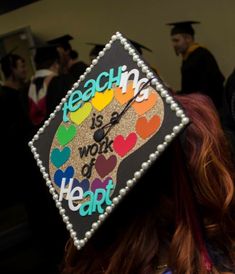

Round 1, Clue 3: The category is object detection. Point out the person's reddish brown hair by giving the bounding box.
[62,94,235,274]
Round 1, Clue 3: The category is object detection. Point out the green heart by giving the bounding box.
[56,125,76,146]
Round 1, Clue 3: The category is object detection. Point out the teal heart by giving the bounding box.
[56,125,76,146]
[50,147,71,168]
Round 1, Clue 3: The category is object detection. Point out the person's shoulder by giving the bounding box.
[192,46,212,56]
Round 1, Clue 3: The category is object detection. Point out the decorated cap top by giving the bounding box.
[29,32,189,250]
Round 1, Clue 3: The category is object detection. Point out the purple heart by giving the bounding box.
[73,178,89,193]
[54,166,74,187]
[91,177,112,200]
[91,177,112,193]
[95,154,117,178]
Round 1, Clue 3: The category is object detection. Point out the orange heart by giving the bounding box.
[136,115,161,139]
[114,80,134,105]
[132,91,158,115]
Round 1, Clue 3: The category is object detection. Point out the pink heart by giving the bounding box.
[95,154,117,178]
[113,132,137,157]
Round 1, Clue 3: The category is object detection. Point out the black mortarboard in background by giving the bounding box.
[48,34,73,51]
[129,39,152,55]
[167,21,200,36]
[87,43,105,58]
[87,39,152,57]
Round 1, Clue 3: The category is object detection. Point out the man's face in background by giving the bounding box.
[171,33,192,56]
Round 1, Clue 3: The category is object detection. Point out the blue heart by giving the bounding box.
[73,178,89,193]
[54,166,74,187]
[50,147,71,168]
[163,270,173,274]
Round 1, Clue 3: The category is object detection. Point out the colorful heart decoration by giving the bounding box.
[136,115,161,139]
[91,89,114,111]
[132,91,158,115]
[113,132,137,157]
[95,154,117,178]
[114,81,134,105]
[54,166,74,187]
[91,177,112,193]
[50,147,71,168]
[70,102,92,125]
[56,125,76,146]
[73,178,89,193]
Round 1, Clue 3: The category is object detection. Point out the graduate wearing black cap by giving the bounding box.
[0,50,29,155]
[0,50,29,203]
[48,34,73,74]
[27,43,73,129]
[25,43,72,271]
[167,21,225,110]
[0,49,27,89]
[0,50,40,273]
[87,43,105,62]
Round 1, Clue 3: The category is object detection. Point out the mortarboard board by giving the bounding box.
[167,21,200,36]
[29,32,189,250]
[129,39,152,55]
[87,43,105,58]
[48,34,73,50]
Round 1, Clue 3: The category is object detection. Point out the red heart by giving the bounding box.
[113,133,137,157]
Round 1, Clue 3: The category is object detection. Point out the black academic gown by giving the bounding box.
[24,73,72,269]
[46,74,74,116]
[221,69,235,162]
[0,85,31,209]
[224,69,235,126]
[180,47,225,110]
[69,61,88,83]
[25,73,74,137]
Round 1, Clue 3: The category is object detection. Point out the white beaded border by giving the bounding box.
[28,31,190,250]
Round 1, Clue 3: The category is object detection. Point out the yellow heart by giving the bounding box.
[69,102,92,125]
[91,89,114,111]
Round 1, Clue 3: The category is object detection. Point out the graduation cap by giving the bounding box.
[129,39,152,55]
[87,43,105,58]
[167,21,200,36]
[29,32,189,250]
[48,34,73,50]
[88,39,152,57]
